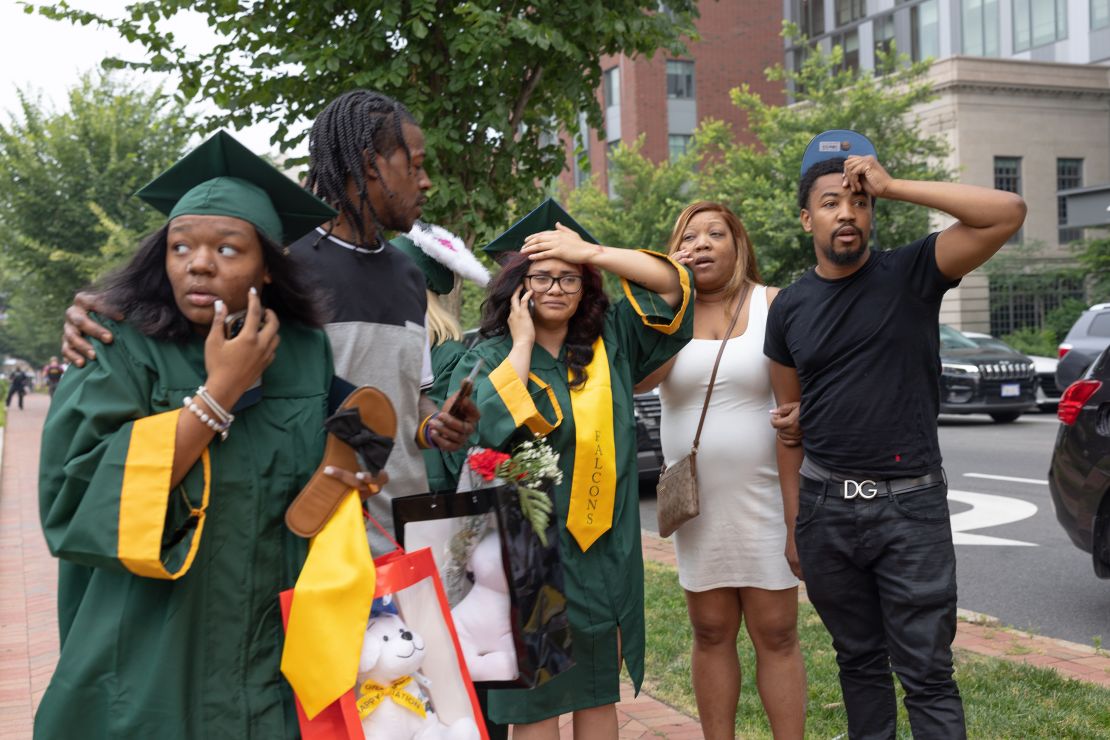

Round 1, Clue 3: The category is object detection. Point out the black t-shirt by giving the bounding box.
[764,233,958,478]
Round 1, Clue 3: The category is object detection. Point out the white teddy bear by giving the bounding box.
[450,533,518,682]
[356,609,480,740]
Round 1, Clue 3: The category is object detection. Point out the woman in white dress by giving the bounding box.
[637,202,806,739]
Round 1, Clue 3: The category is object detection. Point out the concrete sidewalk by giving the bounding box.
[4,393,1107,739]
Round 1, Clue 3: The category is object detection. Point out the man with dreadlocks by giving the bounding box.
[62,90,478,552]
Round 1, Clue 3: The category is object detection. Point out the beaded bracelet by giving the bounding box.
[183,395,231,441]
[196,386,233,426]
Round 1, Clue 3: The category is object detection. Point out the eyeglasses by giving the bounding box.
[524,274,583,294]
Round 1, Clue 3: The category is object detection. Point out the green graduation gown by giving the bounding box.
[453,255,693,723]
[37,318,333,740]
[422,338,467,492]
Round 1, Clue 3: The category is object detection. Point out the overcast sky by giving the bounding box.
[0,1,302,157]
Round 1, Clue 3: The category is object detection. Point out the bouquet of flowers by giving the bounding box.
[467,439,562,545]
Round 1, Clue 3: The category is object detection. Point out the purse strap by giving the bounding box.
[691,281,751,453]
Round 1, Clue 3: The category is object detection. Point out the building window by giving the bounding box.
[572,113,590,188]
[1093,0,1110,30]
[1014,0,1068,51]
[962,0,1000,56]
[874,13,897,65]
[835,0,867,27]
[668,134,692,161]
[796,0,825,38]
[832,30,861,71]
[606,141,620,199]
[1058,158,1083,244]
[995,156,1022,242]
[603,66,620,109]
[911,0,940,61]
[666,61,695,100]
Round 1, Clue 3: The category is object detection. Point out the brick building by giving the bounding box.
[559,0,784,195]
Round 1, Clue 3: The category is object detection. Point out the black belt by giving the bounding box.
[800,470,946,500]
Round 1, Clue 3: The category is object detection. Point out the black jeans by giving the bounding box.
[796,477,966,740]
[6,385,24,409]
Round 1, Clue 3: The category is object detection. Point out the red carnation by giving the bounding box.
[467,448,511,481]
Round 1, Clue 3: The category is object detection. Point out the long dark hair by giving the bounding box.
[95,224,324,342]
[305,90,416,247]
[479,253,608,389]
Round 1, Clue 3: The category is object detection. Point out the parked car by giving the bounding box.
[961,331,1060,412]
[1056,303,1110,391]
[633,389,664,488]
[1047,347,1110,579]
[939,324,1035,422]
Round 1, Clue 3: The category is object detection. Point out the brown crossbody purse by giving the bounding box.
[656,282,750,538]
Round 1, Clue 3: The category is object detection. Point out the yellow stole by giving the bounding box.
[357,676,427,719]
[280,490,376,719]
[565,336,618,552]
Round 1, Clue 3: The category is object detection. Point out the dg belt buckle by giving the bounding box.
[843,479,879,499]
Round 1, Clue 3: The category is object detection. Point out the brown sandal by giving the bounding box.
[285,386,397,537]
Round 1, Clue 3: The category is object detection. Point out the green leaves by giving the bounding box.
[0,71,194,364]
[515,485,554,547]
[29,0,699,249]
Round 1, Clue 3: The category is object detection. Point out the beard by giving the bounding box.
[820,226,869,266]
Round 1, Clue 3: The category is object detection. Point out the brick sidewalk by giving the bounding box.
[1,393,55,740]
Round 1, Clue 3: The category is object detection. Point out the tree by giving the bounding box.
[0,71,194,364]
[1076,236,1110,303]
[30,0,698,246]
[566,27,953,287]
[567,136,696,252]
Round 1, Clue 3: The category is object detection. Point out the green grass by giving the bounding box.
[0,378,7,428]
[642,560,1110,739]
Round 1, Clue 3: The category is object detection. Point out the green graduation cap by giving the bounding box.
[481,198,597,259]
[392,235,454,294]
[135,130,337,245]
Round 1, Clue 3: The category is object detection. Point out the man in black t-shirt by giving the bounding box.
[765,130,1026,740]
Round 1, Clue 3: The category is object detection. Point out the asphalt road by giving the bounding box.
[639,410,1110,647]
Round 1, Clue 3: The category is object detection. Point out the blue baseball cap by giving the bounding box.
[800,130,878,176]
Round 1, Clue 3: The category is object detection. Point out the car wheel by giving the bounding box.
[989,411,1022,423]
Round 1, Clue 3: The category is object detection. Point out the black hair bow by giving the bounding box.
[323,408,394,474]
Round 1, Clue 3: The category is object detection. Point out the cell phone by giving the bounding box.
[446,359,484,418]
[224,309,248,339]
[528,298,535,315]
[224,309,266,339]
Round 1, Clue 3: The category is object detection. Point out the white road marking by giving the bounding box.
[963,473,1048,486]
[948,489,1038,547]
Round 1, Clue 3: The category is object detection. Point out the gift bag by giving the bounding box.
[281,543,488,740]
[393,464,574,689]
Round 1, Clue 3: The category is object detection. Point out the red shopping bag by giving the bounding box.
[280,545,488,740]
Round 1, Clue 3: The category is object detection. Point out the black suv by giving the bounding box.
[1048,346,1110,579]
[939,324,1035,422]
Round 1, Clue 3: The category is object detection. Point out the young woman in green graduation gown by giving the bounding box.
[455,220,693,738]
[36,133,376,740]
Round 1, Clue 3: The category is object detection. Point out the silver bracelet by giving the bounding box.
[183,395,230,441]
[196,386,234,426]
